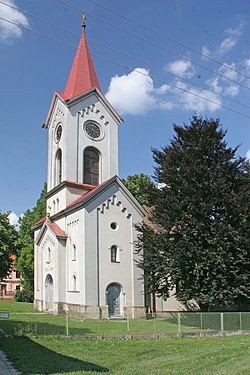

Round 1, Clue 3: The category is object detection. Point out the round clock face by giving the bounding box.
[85,122,101,139]
[55,124,62,143]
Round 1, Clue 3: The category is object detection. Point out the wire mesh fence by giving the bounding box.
[0,311,250,338]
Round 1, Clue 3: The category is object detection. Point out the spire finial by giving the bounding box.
[82,15,86,29]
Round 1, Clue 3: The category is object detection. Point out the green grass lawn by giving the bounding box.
[0,301,250,374]
[0,335,250,374]
[1,300,250,337]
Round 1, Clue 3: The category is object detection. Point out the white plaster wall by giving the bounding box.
[34,229,41,301]
[46,188,67,216]
[84,184,145,311]
[64,210,85,305]
[47,97,68,192]
[38,230,57,305]
[46,92,119,196]
[69,92,119,183]
[46,184,91,216]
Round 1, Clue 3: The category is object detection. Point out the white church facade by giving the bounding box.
[33,21,183,318]
[33,21,147,319]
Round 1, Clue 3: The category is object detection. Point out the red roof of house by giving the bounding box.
[64,180,96,190]
[32,216,46,228]
[47,223,67,239]
[58,24,101,101]
[65,178,111,210]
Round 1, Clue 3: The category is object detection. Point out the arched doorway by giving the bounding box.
[45,274,54,311]
[106,283,123,317]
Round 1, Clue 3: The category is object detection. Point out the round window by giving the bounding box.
[110,222,118,230]
[85,122,101,139]
[55,124,62,143]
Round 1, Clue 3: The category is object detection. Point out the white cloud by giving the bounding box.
[206,77,223,94]
[246,149,250,161]
[201,45,211,59]
[243,58,250,75]
[223,84,239,97]
[218,37,237,55]
[106,66,224,116]
[244,58,250,69]
[0,0,29,43]
[217,24,244,56]
[105,68,156,115]
[201,23,244,59]
[166,59,195,78]
[173,81,222,112]
[218,63,238,81]
[8,211,19,227]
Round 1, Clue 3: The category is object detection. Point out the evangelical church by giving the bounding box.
[33,20,182,318]
[33,21,147,319]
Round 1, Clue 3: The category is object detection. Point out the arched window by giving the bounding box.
[47,248,51,264]
[55,149,62,185]
[110,245,119,263]
[72,244,76,261]
[72,274,77,291]
[83,147,100,186]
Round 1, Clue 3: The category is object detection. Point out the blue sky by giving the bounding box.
[0,0,250,224]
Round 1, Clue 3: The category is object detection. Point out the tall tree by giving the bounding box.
[137,116,250,311]
[0,212,20,280]
[16,183,47,301]
[121,174,156,206]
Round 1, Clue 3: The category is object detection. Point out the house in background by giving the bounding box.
[0,255,22,299]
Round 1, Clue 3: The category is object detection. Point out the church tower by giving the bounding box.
[33,20,146,319]
[44,20,122,216]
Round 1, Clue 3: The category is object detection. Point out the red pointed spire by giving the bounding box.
[62,23,101,101]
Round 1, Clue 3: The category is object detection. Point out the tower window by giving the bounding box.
[83,147,100,186]
[55,149,62,185]
[111,245,119,263]
[72,244,76,261]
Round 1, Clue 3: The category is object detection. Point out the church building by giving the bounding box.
[33,21,147,318]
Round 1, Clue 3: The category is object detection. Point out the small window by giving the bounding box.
[15,271,20,279]
[55,149,62,185]
[55,123,62,143]
[110,222,118,230]
[47,248,51,264]
[16,285,20,291]
[72,244,76,261]
[111,245,119,263]
[73,274,77,291]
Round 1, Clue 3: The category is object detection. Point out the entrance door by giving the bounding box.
[107,283,122,316]
[45,274,54,311]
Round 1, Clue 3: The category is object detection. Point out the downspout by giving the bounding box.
[151,272,156,315]
[96,207,101,318]
[76,111,79,182]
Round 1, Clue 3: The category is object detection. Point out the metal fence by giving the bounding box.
[0,311,250,338]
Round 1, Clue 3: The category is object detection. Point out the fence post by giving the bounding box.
[220,312,224,333]
[65,314,69,336]
[200,312,203,335]
[153,313,156,336]
[177,313,181,336]
[127,316,130,334]
[239,312,242,331]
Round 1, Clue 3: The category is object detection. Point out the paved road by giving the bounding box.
[0,350,20,374]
